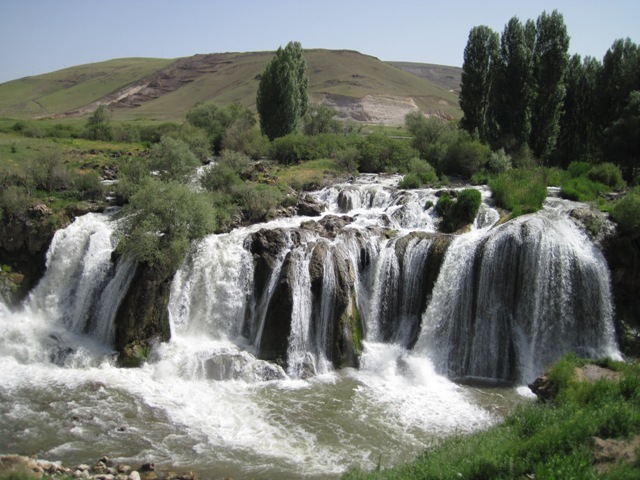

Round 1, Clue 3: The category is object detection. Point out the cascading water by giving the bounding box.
[0,175,620,478]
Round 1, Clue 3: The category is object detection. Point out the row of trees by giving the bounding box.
[460,10,639,179]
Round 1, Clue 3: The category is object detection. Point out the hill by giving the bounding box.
[0,50,461,124]
[388,61,462,93]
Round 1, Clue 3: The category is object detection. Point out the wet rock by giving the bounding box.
[117,465,132,474]
[128,472,141,480]
[528,374,556,403]
[76,463,91,472]
[296,195,325,217]
[140,462,155,472]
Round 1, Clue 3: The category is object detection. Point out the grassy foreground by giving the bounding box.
[343,356,640,480]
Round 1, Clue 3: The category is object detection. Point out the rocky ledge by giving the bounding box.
[0,455,198,480]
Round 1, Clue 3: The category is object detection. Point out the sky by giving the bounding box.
[0,0,638,84]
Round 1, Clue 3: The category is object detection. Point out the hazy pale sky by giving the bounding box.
[0,0,638,84]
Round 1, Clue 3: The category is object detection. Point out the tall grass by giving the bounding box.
[489,168,547,216]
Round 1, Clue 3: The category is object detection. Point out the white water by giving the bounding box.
[0,177,619,478]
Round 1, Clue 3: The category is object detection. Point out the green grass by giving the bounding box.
[489,168,548,217]
[274,158,342,191]
[344,356,640,480]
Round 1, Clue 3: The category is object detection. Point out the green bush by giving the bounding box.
[356,133,418,173]
[399,173,422,189]
[489,168,547,216]
[270,133,310,164]
[200,163,242,194]
[437,189,482,232]
[233,182,284,222]
[560,177,607,202]
[222,127,270,159]
[440,137,490,179]
[487,148,512,174]
[148,136,200,181]
[0,185,31,220]
[611,187,640,237]
[335,146,360,173]
[73,170,104,200]
[118,178,218,275]
[587,162,626,190]
[399,158,439,189]
[567,161,593,178]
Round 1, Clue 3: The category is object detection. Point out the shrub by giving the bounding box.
[118,178,217,275]
[489,168,547,216]
[560,177,607,202]
[200,163,242,194]
[0,185,31,220]
[334,146,359,173]
[303,105,342,135]
[73,170,104,200]
[587,162,626,190]
[399,173,422,189]
[399,158,439,189]
[440,137,490,179]
[356,133,418,173]
[611,187,640,237]
[270,133,310,164]
[487,148,512,174]
[437,188,482,232]
[148,136,200,181]
[222,127,270,160]
[233,182,284,222]
[567,161,593,178]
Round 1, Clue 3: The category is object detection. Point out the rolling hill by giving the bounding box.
[0,50,461,124]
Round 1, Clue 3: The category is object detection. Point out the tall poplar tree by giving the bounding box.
[492,17,534,151]
[459,26,499,143]
[256,41,308,141]
[529,10,570,160]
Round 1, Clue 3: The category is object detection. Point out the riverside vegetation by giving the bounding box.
[0,29,639,478]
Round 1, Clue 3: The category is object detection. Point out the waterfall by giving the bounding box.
[0,175,623,478]
[417,208,619,383]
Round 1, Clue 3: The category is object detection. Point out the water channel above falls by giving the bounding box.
[0,174,620,478]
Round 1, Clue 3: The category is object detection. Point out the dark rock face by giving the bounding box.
[0,210,66,302]
[258,252,295,365]
[113,263,172,367]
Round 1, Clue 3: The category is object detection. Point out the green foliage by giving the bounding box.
[492,17,534,151]
[487,148,512,174]
[489,168,547,216]
[611,187,640,237]
[73,170,104,200]
[303,104,342,135]
[83,105,113,141]
[567,161,593,178]
[560,177,607,202]
[148,136,200,181]
[232,182,284,222]
[436,189,482,232]
[587,162,626,190]
[459,25,500,143]
[404,112,453,161]
[26,151,72,191]
[530,10,570,160]
[399,158,438,189]
[440,137,490,179]
[186,102,256,154]
[0,185,31,220]
[356,133,418,173]
[118,177,218,274]
[335,146,360,173]
[270,133,311,165]
[603,90,640,182]
[257,41,309,140]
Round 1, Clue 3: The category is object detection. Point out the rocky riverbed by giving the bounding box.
[0,455,199,480]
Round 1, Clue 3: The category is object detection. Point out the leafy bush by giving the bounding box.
[118,178,218,275]
[587,162,626,190]
[73,170,104,200]
[399,158,439,189]
[356,133,418,173]
[200,163,242,194]
[567,161,593,178]
[222,127,270,160]
[440,137,490,179]
[489,168,547,216]
[303,104,342,135]
[335,146,359,173]
[611,187,640,237]
[233,182,284,222]
[0,185,31,220]
[560,177,608,202]
[270,133,310,164]
[437,189,482,232]
[148,136,200,181]
[487,148,512,174]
